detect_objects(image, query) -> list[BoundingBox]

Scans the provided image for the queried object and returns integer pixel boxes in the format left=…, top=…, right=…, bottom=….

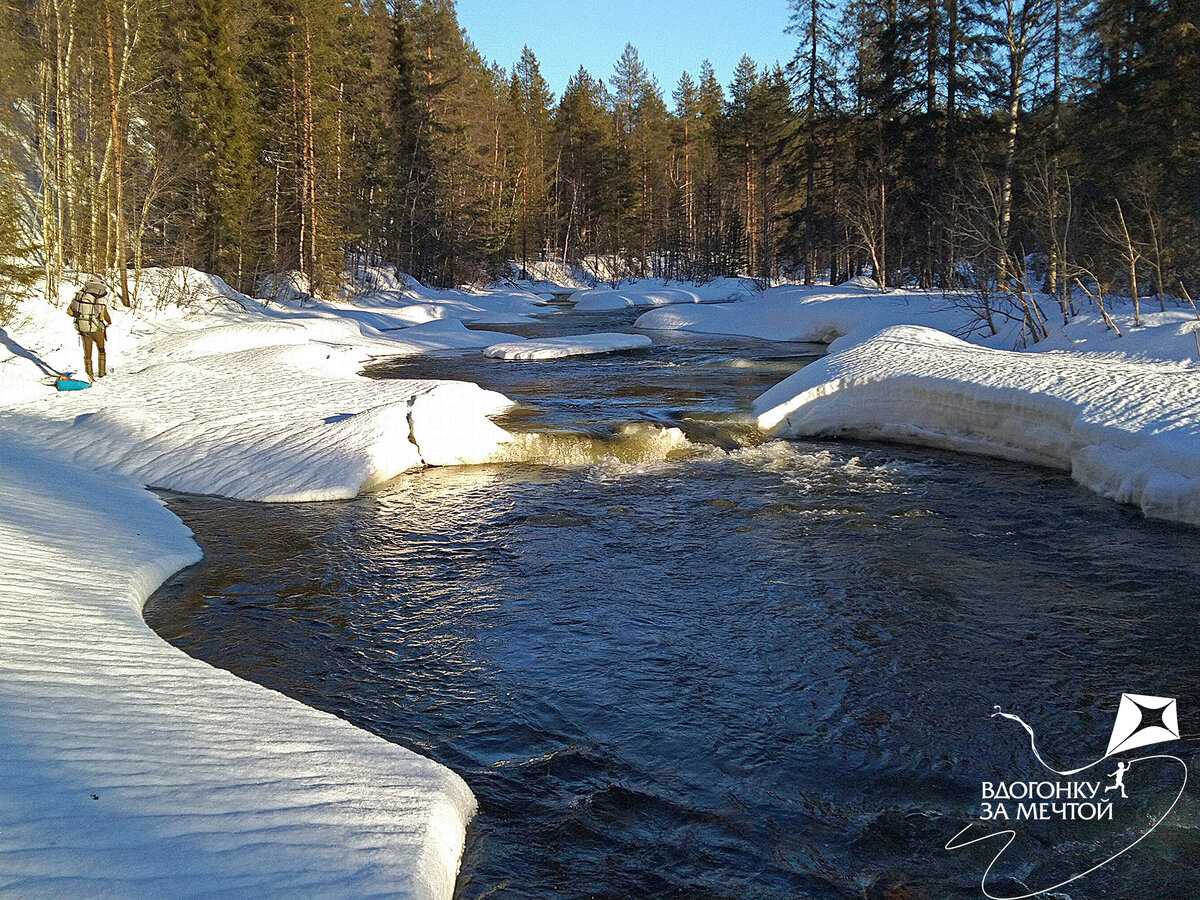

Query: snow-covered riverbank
left=2, top=265, right=1198, bottom=896
left=0, top=268, right=557, bottom=898
left=637, top=279, right=1200, bottom=527
left=754, top=325, right=1200, bottom=526
left=0, top=434, right=476, bottom=899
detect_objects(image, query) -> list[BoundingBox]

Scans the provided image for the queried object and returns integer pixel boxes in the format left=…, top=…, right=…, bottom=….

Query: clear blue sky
left=454, top=0, right=797, bottom=103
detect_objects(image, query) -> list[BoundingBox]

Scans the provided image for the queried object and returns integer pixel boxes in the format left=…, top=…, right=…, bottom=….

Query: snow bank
left=372, top=317, right=525, bottom=351
left=571, top=277, right=756, bottom=311
left=0, top=269, right=538, bottom=407
left=572, top=286, right=700, bottom=311
left=755, top=325, right=1200, bottom=526
left=0, top=267, right=537, bottom=896
left=482, top=332, right=652, bottom=360
left=636, top=280, right=1200, bottom=366
left=257, top=285, right=546, bottom=331
left=4, top=338, right=512, bottom=502
left=635, top=282, right=941, bottom=343
left=135, top=265, right=256, bottom=311
left=2, top=269, right=521, bottom=502
left=0, top=434, right=475, bottom=899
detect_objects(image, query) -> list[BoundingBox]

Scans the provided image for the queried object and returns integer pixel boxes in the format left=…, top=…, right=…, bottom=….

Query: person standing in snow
left=67, top=277, right=112, bottom=380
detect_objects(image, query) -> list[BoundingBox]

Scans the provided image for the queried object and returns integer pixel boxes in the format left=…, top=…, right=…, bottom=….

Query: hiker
left=67, top=277, right=112, bottom=380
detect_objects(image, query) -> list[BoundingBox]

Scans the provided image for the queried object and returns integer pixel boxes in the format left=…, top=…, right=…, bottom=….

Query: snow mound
left=0, top=434, right=475, bottom=899
left=377, top=317, right=523, bottom=351
left=571, top=279, right=753, bottom=312
left=635, top=284, right=938, bottom=343
left=755, top=325, right=1200, bottom=526
left=482, top=333, right=652, bottom=360
left=5, top=340, right=513, bottom=502
left=136, top=266, right=258, bottom=310
left=844, top=274, right=883, bottom=289
left=572, top=287, right=701, bottom=311
left=146, top=321, right=308, bottom=363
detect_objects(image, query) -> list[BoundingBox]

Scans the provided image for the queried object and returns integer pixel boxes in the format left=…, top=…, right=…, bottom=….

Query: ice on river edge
left=634, top=279, right=1200, bottom=527
left=0, top=267, right=553, bottom=898
left=3, top=263, right=1199, bottom=897
left=754, top=325, right=1200, bottom=527
left=482, top=332, right=652, bottom=360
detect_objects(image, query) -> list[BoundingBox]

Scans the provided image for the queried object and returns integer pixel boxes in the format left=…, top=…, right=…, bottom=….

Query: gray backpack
left=72, top=289, right=108, bottom=335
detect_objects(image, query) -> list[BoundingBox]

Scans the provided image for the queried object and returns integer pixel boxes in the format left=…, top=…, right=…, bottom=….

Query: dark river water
left=145, top=308, right=1200, bottom=900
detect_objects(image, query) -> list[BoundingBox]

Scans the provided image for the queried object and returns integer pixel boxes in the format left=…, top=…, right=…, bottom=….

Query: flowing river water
left=145, top=307, right=1200, bottom=899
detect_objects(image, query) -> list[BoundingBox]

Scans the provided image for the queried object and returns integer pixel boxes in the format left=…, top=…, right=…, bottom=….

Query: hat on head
left=84, top=277, right=107, bottom=295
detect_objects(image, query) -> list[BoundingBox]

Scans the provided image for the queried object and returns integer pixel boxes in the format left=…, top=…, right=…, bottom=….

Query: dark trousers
left=81, top=330, right=106, bottom=379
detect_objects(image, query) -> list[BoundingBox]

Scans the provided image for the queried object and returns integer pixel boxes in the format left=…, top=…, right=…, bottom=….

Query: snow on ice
left=482, top=332, right=652, bottom=360
left=636, top=278, right=1200, bottom=525
left=0, top=434, right=476, bottom=900
left=754, top=325, right=1200, bottom=526
left=570, top=277, right=756, bottom=311
left=636, top=282, right=950, bottom=345
left=0, top=266, right=559, bottom=898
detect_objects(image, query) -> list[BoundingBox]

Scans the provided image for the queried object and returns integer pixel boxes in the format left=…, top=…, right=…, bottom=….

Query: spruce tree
left=159, top=0, right=261, bottom=290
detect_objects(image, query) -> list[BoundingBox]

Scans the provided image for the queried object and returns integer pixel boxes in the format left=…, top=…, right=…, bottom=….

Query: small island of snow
left=482, top=332, right=652, bottom=360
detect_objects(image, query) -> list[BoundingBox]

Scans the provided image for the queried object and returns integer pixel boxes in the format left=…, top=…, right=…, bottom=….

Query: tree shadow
left=0, top=328, right=62, bottom=377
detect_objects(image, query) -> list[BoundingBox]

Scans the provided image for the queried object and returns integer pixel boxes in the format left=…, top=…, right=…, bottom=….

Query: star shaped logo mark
left=1105, top=694, right=1179, bottom=757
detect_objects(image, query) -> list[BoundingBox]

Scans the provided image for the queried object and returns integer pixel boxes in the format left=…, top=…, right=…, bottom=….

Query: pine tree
left=789, top=0, right=834, bottom=282
left=510, top=46, right=553, bottom=275
left=693, top=61, right=726, bottom=279
left=158, top=0, right=261, bottom=290
left=672, top=71, right=700, bottom=273
left=553, top=66, right=617, bottom=269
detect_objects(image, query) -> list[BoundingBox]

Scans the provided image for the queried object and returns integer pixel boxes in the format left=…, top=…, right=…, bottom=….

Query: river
left=145, top=307, right=1200, bottom=899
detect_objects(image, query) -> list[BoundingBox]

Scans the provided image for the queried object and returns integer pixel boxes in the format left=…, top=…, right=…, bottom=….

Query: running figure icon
left=1105, top=761, right=1131, bottom=799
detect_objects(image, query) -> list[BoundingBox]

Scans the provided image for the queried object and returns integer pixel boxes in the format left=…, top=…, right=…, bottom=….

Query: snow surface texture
left=2, top=269, right=521, bottom=499
left=1, top=266, right=536, bottom=407
left=755, top=325, right=1200, bottom=526
left=4, top=342, right=512, bottom=501
left=482, top=332, right=652, bottom=360
left=635, top=283, right=948, bottom=344
left=0, top=435, right=476, bottom=899
left=635, top=281, right=1200, bottom=366
left=0, top=266, right=569, bottom=897
left=571, top=277, right=756, bottom=311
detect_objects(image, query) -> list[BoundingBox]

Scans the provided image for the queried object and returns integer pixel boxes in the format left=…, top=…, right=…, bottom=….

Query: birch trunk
left=104, top=0, right=129, bottom=306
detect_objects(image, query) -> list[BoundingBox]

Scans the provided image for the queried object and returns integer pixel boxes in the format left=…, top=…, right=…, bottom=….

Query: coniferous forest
left=0, top=0, right=1197, bottom=315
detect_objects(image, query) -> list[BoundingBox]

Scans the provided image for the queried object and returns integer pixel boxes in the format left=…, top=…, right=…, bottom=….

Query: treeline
left=0, top=0, right=1197, bottom=315
left=789, top=0, right=1200, bottom=334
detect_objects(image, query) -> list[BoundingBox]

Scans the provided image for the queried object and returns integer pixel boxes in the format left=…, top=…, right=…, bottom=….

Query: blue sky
left=454, top=0, right=797, bottom=102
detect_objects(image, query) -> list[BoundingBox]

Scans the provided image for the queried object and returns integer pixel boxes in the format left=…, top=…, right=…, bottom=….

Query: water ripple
left=147, top=319, right=1200, bottom=899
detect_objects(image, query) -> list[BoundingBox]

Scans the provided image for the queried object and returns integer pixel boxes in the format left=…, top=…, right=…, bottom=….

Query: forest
left=0, top=0, right=1197, bottom=324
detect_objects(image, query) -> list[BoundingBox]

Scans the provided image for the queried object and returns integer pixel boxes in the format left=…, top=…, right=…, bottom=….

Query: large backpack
left=72, top=291, right=108, bottom=335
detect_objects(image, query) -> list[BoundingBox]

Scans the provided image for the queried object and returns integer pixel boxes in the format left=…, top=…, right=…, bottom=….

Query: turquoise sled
left=55, top=375, right=92, bottom=391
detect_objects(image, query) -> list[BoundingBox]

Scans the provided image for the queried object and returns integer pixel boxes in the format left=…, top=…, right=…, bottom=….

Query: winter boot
left=98, top=349, right=106, bottom=378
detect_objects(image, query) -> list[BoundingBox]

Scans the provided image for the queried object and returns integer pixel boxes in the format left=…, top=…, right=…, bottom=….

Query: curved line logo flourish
left=946, top=694, right=1188, bottom=899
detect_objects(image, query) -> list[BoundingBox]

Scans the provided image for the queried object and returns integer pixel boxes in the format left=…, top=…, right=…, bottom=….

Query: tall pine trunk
left=104, top=0, right=129, bottom=306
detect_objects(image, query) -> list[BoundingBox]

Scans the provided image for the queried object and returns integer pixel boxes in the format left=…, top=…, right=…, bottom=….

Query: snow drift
left=482, top=332, right=652, bottom=360
left=634, top=282, right=939, bottom=343
left=0, top=434, right=476, bottom=899
left=4, top=341, right=513, bottom=502
left=571, top=277, right=756, bottom=312
left=755, top=325, right=1200, bottom=526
